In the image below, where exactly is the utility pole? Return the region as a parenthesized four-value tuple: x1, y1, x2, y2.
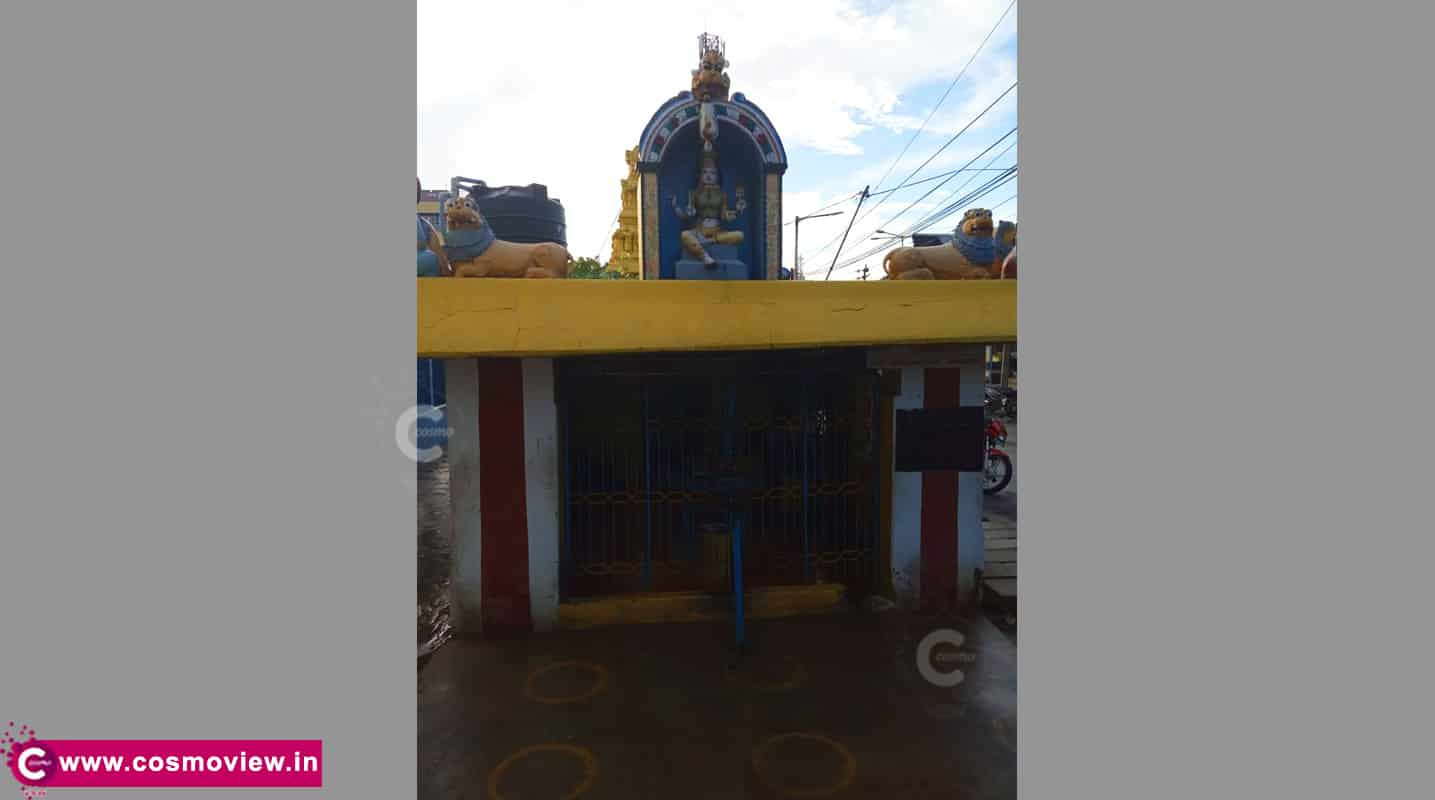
(826, 186, 870, 281)
(793, 209, 844, 280)
(859, 266, 869, 281)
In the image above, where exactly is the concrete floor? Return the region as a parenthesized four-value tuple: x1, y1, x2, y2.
(981, 422, 1017, 639)
(419, 610, 1015, 799)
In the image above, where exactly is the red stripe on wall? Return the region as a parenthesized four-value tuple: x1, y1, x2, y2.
(920, 367, 961, 613)
(478, 358, 533, 636)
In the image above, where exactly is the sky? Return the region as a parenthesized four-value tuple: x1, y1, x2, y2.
(417, 0, 1016, 281)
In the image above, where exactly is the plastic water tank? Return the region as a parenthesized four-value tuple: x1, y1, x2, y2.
(469, 182, 567, 246)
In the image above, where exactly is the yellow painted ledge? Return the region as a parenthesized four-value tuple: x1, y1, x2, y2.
(418, 278, 1016, 358)
(557, 584, 847, 631)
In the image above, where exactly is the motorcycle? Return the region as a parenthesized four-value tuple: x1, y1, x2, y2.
(983, 417, 1013, 495)
(984, 384, 1017, 422)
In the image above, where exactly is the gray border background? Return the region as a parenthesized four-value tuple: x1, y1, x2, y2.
(1, 1, 1432, 798)
(1023, 1, 1432, 797)
(0, 1, 414, 797)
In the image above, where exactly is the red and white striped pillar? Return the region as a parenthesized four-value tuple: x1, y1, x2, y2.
(446, 357, 560, 638)
(886, 354, 987, 612)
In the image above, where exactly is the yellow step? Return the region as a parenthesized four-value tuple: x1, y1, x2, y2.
(557, 584, 846, 630)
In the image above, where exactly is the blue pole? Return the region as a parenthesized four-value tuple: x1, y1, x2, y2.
(871, 376, 882, 587)
(732, 511, 744, 650)
(562, 389, 572, 596)
(643, 379, 653, 591)
(801, 379, 810, 583)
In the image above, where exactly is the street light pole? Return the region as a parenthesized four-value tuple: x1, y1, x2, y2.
(872, 229, 907, 247)
(793, 210, 844, 280)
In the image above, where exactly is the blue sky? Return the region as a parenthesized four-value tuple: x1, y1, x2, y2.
(783, 43, 1018, 279)
(418, 0, 1016, 280)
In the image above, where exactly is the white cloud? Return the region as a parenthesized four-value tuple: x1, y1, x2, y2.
(418, 0, 1015, 264)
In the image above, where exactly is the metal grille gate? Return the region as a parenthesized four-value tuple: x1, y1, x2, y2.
(558, 351, 881, 600)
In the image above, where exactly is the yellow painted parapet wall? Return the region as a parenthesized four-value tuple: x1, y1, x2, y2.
(417, 278, 1016, 358)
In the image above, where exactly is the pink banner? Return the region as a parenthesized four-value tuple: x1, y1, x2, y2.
(7, 740, 322, 788)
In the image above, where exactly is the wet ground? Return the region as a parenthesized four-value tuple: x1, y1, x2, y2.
(981, 422, 1017, 642)
(418, 611, 1016, 799)
(418, 456, 452, 661)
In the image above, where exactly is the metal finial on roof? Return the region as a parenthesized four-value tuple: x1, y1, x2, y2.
(698, 32, 725, 60)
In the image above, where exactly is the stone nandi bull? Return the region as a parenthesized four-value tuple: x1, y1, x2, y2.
(439, 194, 573, 279)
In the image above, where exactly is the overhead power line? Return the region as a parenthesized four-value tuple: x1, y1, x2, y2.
(867, 168, 1015, 198)
(908, 167, 1018, 234)
(784, 190, 862, 226)
(856, 83, 1017, 222)
(829, 166, 1017, 275)
(910, 137, 1017, 218)
(824, 186, 870, 281)
(871, 127, 1015, 236)
(592, 208, 621, 261)
(988, 192, 1018, 212)
(823, 127, 1015, 273)
(868, 0, 1018, 197)
(826, 163, 1017, 277)
(810, 83, 1017, 263)
(892, 138, 1016, 234)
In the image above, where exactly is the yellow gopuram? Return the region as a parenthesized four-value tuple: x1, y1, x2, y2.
(607, 148, 642, 277)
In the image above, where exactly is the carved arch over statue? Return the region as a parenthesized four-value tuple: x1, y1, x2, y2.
(634, 89, 786, 280)
(637, 91, 788, 174)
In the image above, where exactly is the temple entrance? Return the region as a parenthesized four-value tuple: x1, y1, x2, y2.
(557, 351, 881, 600)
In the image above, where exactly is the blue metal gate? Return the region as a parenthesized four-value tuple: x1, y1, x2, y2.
(557, 351, 880, 599)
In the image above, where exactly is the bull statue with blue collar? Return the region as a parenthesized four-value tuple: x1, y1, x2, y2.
(882, 209, 1016, 281)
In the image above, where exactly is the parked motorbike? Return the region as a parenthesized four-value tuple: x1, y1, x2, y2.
(984, 418, 1013, 495)
(984, 385, 1017, 421)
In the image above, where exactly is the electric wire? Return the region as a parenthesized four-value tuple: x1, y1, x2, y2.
(868, 0, 1018, 195)
(809, 81, 1017, 262)
(828, 166, 1017, 276)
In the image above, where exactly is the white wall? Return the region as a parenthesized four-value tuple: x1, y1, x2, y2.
(445, 359, 483, 634)
(889, 366, 925, 606)
(522, 358, 560, 632)
(957, 363, 986, 597)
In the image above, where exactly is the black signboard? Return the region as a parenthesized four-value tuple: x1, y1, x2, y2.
(894, 407, 986, 472)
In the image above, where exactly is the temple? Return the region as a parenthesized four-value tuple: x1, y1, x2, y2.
(417, 33, 1016, 638)
(634, 33, 787, 280)
(607, 148, 641, 277)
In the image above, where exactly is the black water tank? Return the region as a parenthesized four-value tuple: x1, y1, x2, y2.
(469, 182, 567, 246)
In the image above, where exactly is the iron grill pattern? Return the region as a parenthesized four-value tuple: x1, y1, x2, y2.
(559, 353, 879, 599)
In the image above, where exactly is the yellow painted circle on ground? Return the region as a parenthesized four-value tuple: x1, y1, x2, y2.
(487, 743, 598, 800)
(752, 732, 858, 798)
(724, 657, 807, 692)
(523, 661, 609, 705)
